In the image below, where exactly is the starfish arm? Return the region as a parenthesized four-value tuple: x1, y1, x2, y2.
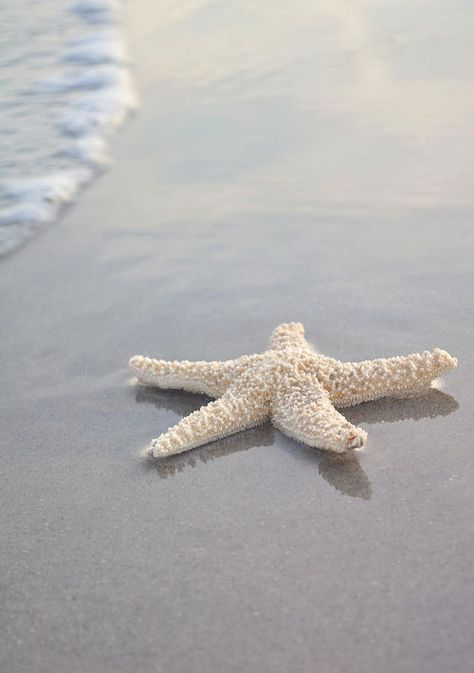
(272, 372, 367, 453)
(129, 355, 236, 397)
(146, 385, 269, 457)
(268, 322, 313, 352)
(324, 348, 458, 408)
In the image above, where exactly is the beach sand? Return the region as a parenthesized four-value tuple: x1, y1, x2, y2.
(1, 2, 474, 672)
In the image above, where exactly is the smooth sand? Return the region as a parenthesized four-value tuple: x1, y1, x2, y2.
(1, 2, 474, 672)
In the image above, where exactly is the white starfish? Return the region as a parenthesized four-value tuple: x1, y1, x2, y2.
(129, 323, 457, 458)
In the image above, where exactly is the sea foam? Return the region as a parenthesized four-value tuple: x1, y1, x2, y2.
(59, 73, 137, 136)
(62, 30, 128, 64)
(0, 170, 92, 255)
(37, 65, 126, 92)
(71, 0, 120, 24)
(59, 136, 109, 166)
(0, 0, 136, 255)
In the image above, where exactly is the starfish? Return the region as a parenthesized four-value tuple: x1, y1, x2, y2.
(129, 323, 457, 458)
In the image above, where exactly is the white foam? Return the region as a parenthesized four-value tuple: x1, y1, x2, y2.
(0, 0, 136, 256)
(0, 170, 92, 252)
(59, 135, 110, 166)
(62, 30, 127, 64)
(71, 0, 120, 24)
(37, 65, 126, 92)
(5, 171, 88, 203)
(2, 170, 91, 219)
(58, 72, 137, 136)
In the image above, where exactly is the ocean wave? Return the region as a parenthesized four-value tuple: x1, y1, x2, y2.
(36, 65, 127, 93)
(71, 0, 120, 25)
(62, 30, 128, 64)
(0, 170, 92, 254)
(59, 136, 110, 166)
(58, 75, 137, 136)
(0, 0, 136, 256)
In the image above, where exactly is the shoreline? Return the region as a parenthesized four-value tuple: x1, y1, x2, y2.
(0, 0, 136, 256)
(1, 2, 474, 672)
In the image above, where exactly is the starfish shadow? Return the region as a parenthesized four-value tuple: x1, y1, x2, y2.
(149, 424, 275, 479)
(284, 444, 373, 500)
(343, 388, 459, 426)
(283, 388, 458, 500)
(134, 385, 211, 417)
(134, 385, 372, 498)
(134, 386, 274, 478)
(133, 386, 458, 497)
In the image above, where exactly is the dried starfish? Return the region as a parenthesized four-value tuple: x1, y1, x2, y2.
(129, 323, 457, 458)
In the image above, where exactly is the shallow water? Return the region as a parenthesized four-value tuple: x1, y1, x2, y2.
(0, 0, 135, 254)
(129, 0, 474, 212)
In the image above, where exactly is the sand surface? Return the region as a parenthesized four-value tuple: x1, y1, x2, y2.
(1, 2, 474, 672)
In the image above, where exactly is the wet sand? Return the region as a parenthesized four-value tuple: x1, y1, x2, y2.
(1, 2, 474, 672)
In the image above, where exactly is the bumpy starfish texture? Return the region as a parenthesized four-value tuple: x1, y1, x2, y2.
(129, 323, 457, 458)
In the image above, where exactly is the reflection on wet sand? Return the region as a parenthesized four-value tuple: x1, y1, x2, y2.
(319, 454, 372, 500)
(131, 0, 474, 220)
(298, 448, 372, 501)
(135, 385, 458, 498)
(134, 384, 211, 416)
(149, 424, 275, 480)
(344, 388, 458, 426)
